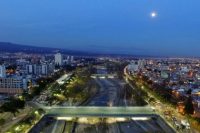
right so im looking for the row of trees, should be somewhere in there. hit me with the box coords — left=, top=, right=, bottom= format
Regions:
left=6, top=108, right=45, bottom=133
left=62, top=68, right=92, bottom=102
left=139, top=75, right=176, bottom=105
left=46, top=67, right=92, bottom=105
left=139, top=74, right=194, bottom=115
left=125, top=82, right=148, bottom=106
left=0, top=97, right=25, bottom=116
left=27, top=70, right=65, bottom=99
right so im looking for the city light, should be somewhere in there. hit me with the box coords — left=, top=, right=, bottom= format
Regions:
left=106, top=117, right=127, bottom=124
left=15, top=126, right=20, bottom=131
left=131, top=117, right=150, bottom=121
left=35, top=111, right=39, bottom=115
left=141, top=86, right=144, bottom=89
left=1, top=0, right=200, bottom=132
left=77, top=117, right=100, bottom=124
left=56, top=117, right=73, bottom=121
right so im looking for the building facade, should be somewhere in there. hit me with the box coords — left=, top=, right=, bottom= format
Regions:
left=0, top=65, right=6, bottom=78
left=55, top=53, right=63, bottom=66
left=0, top=77, right=27, bottom=94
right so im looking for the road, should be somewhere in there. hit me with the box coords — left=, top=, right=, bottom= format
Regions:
left=29, top=69, right=172, bottom=133
left=74, top=78, right=166, bottom=133
left=74, top=78, right=121, bottom=133
left=110, top=78, right=165, bottom=133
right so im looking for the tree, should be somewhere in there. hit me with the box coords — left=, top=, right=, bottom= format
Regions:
left=148, top=97, right=156, bottom=103
left=38, top=108, right=45, bottom=115
left=0, top=118, right=5, bottom=126
left=0, top=98, right=25, bottom=116
left=0, top=102, right=19, bottom=116
left=186, top=89, right=192, bottom=95
left=185, top=96, right=194, bottom=115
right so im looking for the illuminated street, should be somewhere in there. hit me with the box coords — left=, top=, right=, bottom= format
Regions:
left=26, top=66, right=175, bottom=133
left=46, top=106, right=156, bottom=117
left=73, top=77, right=174, bottom=133
left=1, top=0, right=200, bottom=132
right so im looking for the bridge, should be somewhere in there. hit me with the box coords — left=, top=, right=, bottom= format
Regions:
left=44, top=106, right=157, bottom=118
left=91, top=74, right=117, bottom=79
left=29, top=103, right=176, bottom=133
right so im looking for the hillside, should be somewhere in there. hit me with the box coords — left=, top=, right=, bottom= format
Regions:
left=0, top=42, right=91, bottom=55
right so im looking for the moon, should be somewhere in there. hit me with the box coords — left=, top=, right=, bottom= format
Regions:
left=151, top=12, right=157, bottom=18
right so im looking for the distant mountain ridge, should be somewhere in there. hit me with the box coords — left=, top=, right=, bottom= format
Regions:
left=0, top=42, right=155, bottom=58
left=0, top=42, right=93, bottom=56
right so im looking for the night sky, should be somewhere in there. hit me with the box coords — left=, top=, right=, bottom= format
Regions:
left=0, top=0, right=200, bottom=56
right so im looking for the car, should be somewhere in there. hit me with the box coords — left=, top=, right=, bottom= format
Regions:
left=172, top=116, right=177, bottom=121
left=174, top=122, right=181, bottom=130
left=181, top=120, right=190, bottom=130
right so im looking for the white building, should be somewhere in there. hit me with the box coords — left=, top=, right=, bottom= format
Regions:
left=161, top=71, right=169, bottom=79
left=47, top=63, right=55, bottom=74
left=71, top=56, right=74, bottom=62
left=128, top=61, right=139, bottom=72
left=0, top=65, right=6, bottom=78
left=26, top=65, right=33, bottom=74
left=26, top=63, right=54, bottom=76
left=55, top=53, right=63, bottom=66
left=181, top=66, right=189, bottom=72
left=41, top=64, right=48, bottom=75
left=138, top=59, right=146, bottom=69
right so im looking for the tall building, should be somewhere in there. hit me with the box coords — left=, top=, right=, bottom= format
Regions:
left=41, top=64, right=48, bottom=75
left=55, top=53, right=63, bottom=66
left=26, top=63, right=54, bottom=76
left=0, top=77, right=27, bottom=94
left=26, top=65, right=33, bottom=74
left=71, top=56, right=74, bottom=63
left=41, top=56, right=46, bottom=62
left=47, top=63, right=55, bottom=74
left=0, top=65, right=6, bottom=78
left=127, top=60, right=146, bottom=72
left=138, top=59, right=146, bottom=69
left=128, top=61, right=139, bottom=72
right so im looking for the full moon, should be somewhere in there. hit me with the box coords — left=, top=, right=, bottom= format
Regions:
left=151, top=12, right=157, bottom=18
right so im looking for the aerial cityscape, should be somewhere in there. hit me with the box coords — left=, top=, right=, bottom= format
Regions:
left=1, top=0, right=200, bottom=133
left=0, top=48, right=200, bottom=133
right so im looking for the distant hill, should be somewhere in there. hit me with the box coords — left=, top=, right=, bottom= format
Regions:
left=0, top=42, right=156, bottom=58
left=0, top=42, right=93, bottom=56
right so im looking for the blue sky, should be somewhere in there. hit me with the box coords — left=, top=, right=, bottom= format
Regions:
left=0, top=0, right=200, bottom=56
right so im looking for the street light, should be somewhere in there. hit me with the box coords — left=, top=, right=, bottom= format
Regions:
left=15, top=126, right=20, bottom=132
left=35, top=111, right=39, bottom=115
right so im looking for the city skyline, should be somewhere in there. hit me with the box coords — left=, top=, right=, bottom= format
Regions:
left=1, top=0, right=200, bottom=56
left=1, top=1, right=200, bottom=132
